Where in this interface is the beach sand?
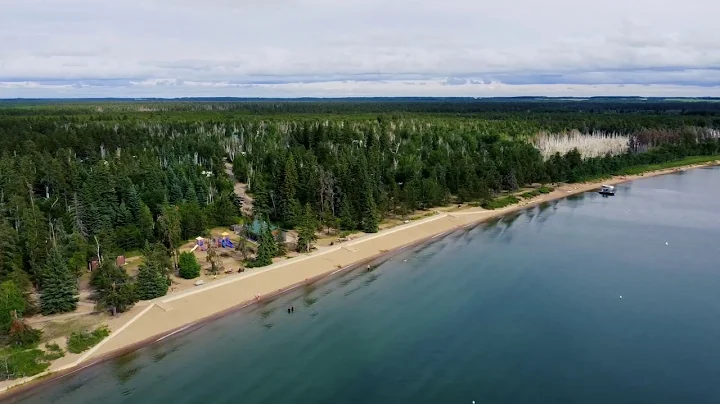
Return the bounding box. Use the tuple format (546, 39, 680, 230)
(1, 162, 716, 395)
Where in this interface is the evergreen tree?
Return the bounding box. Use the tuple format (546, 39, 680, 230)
(21, 203, 47, 286)
(280, 154, 300, 227)
(254, 222, 276, 267)
(0, 219, 20, 278)
(116, 202, 133, 227)
(138, 202, 154, 243)
(339, 196, 356, 230)
(178, 251, 201, 279)
(125, 183, 141, 219)
(135, 262, 169, 300)
(297, 204, 317, 253)
(40, 248, 78, 315)
(274, 230, 287, 257)
(91, 260, 136, 316)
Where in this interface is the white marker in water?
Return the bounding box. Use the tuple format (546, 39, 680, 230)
(620, 295, 623, 299)
(665, 242, 669, 245)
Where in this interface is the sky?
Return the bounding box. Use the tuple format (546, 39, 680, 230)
(2, 0, 720, 98)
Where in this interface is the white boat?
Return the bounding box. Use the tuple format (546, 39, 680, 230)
(599, 185, 615, 195)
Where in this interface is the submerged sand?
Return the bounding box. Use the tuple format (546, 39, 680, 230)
(1, 162, 716, 395)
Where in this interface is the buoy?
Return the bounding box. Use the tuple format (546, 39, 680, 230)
(665, 242, 669, 246)
(620, 295, 623, 299)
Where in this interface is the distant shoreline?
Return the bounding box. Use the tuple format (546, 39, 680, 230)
(2, 159, 718, 400)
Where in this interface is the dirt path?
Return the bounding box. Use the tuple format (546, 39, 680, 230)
(224, 162, 253, 216)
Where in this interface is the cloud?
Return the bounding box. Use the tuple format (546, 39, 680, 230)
(1, 0, 720, 97)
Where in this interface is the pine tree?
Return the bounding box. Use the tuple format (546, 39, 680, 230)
(21, 203, 48, 286)
(0, 219, 20, 278)
(280, 154, 300, 227)
(125, 182, 142, 219)
(138, 202, 154, 243)
(178, 251, 201, 279)
(254, 222, 276, 267)
(135, 262, 169, 300)
(297, 204, 317, 253)
(40, 247, 78, 315)
(91, 260, 136, 316)
(116, 202, 133, 227)
(339, 196, 356, 230)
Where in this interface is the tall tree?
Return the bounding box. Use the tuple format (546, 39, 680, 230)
(297, 204, 317, 253)
(91, 260, 136, 316)
(254, 222, 277, 267)
(0, 280, 25, 334)
(135, 262, 169, 300)
(40, 247, 78, 315)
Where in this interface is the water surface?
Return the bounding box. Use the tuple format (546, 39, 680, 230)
(11, 167, 720, 404)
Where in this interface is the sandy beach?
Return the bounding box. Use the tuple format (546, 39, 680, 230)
(1, 161, 717, 396)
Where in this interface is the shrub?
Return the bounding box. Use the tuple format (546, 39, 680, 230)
(44, 342, 65, 360)
(0, 348, 51, 379)
(481, 196, 520, 210)
(178, 252, 201, 279)
(67, 326, 111, 354)
(538, 186, 554, 194)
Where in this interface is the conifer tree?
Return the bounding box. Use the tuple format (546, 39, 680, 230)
(91, 260, 136, 316)
(135, 262, 169, 300)
(138, 202, 154, 243)
(0, 219, 20, 278)
(125, 183, 142, 219)
(254, 222, 276, 267)
(40, 247, 78, 315)
(178, 251, 201, 279)
(297, 204, 317, 253)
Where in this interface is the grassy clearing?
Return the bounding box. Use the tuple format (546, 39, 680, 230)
(66, 326, 111, 354)
(43, 342, 65, 360)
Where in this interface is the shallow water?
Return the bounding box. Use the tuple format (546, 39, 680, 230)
(10, 167, 720, 404)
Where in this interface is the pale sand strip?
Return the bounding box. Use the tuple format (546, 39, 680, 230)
(1, 162, 716, 395)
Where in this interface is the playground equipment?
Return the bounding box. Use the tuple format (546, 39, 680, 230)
(195, 236, 207, 252)
(220, 232, 234, 248)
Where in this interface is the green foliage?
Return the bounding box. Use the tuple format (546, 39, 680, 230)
(8, 316, 41, 347)
(482, 196, 520, 210)
(40, 248, 79, 315)
(66, 326, 110, 354)
(0, 347, 51, 379)
(135, 262, 169, 300)
(520, 190, 540, 199)
(44, 342, 65, 360)
(538, 186, 554, 194)
(178, 251, 201, 279)
(254, 221, 277, 267)
(297, 204, 317, 253)
(91, 260, 137, 315)
(0, 280, 26, 334)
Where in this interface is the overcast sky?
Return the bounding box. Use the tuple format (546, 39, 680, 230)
(2, 0, 720, 98)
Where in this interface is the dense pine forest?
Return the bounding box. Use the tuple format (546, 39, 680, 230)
(0, 98, 720, 376)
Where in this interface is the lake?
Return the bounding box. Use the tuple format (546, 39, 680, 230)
(9, 167, 720, 404)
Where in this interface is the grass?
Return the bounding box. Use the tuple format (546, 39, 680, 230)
(0, 347, 51, 379)
(481, 196, 520, 210)
(538, 185, 554, 194)
(617, 155, 720, 176)
(43, 342, 65, 360)
(520, 190, 540, 199)
(66, 326, 111, 354)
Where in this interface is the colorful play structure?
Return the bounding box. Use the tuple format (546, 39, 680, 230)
(220, 232, 234, 248)
(192, 233, 234, 253)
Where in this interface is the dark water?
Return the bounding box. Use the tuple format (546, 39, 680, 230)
(11, 168, 720, 404)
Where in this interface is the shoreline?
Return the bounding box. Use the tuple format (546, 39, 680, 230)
(2, 160, 718, 399)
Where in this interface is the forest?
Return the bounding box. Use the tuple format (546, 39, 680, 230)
(0, 99, 719, 377)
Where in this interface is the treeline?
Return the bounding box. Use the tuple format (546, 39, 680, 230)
(0, 105, 717, 333)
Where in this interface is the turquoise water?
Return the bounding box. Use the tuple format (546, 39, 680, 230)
(9, 167, 720, 404)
